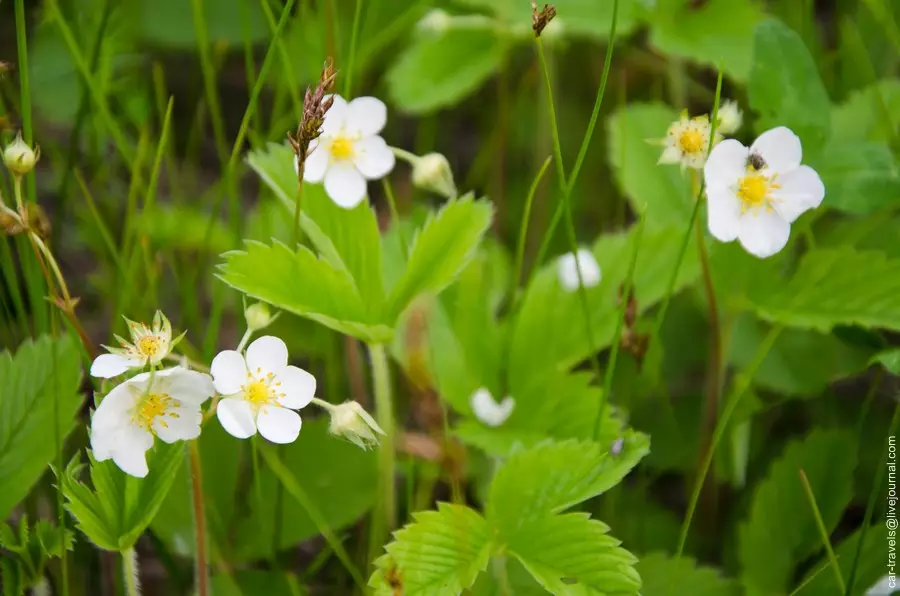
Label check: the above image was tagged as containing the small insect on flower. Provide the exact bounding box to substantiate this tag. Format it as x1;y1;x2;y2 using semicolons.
90;367;214;478
91;311;181;378
326;401;385;451
657;112;720;170
557;248;601;292
470;388;515;428
704;126;825;258
211;336;316;444
296;94;395;209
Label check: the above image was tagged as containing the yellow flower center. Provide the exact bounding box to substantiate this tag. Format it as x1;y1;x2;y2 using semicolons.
329;136;355;160
678;129;704;154
136;335;162;358
737;172;780;211
135;393;179;432
245;380;273;407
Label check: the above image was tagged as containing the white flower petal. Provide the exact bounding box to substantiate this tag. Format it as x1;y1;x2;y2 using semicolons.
274;366;316;409
771;165;825;223
110;426;153;478
557;248;601;292
302;139;329;182
750;127;802;174
91;424;130;461
738;210;791;258
658;145;681;165
345;97;388;136
154;402;203;443
321;95;348;136
210;350;247;395
257;406;302;444
157;368;215;405
90;353;138;378
246;336;288;376
91;382;140;434
706;186;742;242
324;163;367;209
704;139;748;190
470;388;514;427
217;398;257;439
352;136;395;180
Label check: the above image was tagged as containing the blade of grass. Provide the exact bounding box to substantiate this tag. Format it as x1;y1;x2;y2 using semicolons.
798;468;845;594
344;0;365;97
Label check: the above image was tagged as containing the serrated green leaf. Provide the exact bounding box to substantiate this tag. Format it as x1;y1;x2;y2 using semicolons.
387;28;506;114
387;195;493;322
509;512;640;596
739;429;857;595
636;553;740;596
793;524;888;596
817;214;900;259
811;142;900;214
0;558;24;596
607;103;692;230
370;503;492;595
0;335;83;521
749;19;831;149
747;248;900;332
487;435;649;536
649;0;762;80
831;79;900;144
217;240;392;343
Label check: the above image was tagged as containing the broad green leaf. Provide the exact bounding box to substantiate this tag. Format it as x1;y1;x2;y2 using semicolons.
747;248;900;332
873;348;900;374
597;489;683;556
0;335;83;521
247;143;386;308
649;0;762;81
135;0;268;47
469;557;547;595
811;142;900;214
386;195;493;322
749;19;831;149
817;214;900;259
607;103;692;230
509;224;701;387
831;79;900;143
508;513;641;596
636;553;740;596
61;442;185;551
487;435;650;537
217;240;392;343
793;524;888;596
370;503;492;595
387;28;506;114
738;429;856;596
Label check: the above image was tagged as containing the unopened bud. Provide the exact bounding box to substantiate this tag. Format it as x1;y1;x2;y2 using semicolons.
327;401;385;451
716;100;743;135
3;132;39;177
418;8;451;33
245;302;273;332
412;153;457;199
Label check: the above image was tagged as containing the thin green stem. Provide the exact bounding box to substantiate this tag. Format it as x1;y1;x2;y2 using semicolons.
49;310;68;596
390;146;419;165
367;342;395;560
344;0;365;97
189;442;209;596
293;172;305;246
236;328;253;353
510;156;552;300
14;0;35;205
799;469;845;593
122;548;140;596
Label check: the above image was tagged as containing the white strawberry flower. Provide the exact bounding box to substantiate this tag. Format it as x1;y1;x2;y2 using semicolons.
211;336;316;444
297;95;395;209
658;112;720;170
470;388;514;428
557;248;601;292
90;367;214;478
91;311;181;378
704;126;825;259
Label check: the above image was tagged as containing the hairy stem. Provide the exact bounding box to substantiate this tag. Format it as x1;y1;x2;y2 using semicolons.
122;548;140;596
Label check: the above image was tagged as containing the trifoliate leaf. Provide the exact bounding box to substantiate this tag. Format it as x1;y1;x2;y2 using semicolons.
0;335;83;521
792;524;887;596
386;194;493;322
738;429;856;596
369;503;493;595
636;552;740;596
508;513;641;596
486;435;649;537
607;103;693;230
747;248;900;332
649;0;762;80
749;19;831;150
387;28;506;114
811;142;900;214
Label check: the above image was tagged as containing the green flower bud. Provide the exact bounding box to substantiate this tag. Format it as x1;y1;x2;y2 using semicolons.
245;302;273;332
327;401;385;451
3;132;39;177
412;153;457;199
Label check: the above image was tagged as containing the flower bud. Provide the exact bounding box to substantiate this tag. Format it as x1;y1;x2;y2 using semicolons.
245;302;273;332
3;132;39;177
716;100;743;135
327;401;385;451
418;8;451;33
412;152;457;199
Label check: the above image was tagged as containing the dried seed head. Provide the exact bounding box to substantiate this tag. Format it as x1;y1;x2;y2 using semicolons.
288;58;338;181
0;62;11;78
24;203;51;239
532;1;557;37
0;209;24;236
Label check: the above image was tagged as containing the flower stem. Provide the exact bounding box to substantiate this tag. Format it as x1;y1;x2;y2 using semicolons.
293;163;305;246
343;0;364;98
798;469;846;593
236;328;253;353
389;146;419;165
188;442;209;596
367;342;395;560
122;548;140;596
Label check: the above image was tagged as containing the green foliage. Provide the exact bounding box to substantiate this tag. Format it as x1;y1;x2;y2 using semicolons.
134;0;268;47
830;79;900;143
873;348;900;374
738;429;857;595
812;142;900;214
0;334;83;521
793;524;888;595
135;204;233;253
59;444;185;551
635;553;740;596
749;19;831;149
0;517;74;596
747;248;900;332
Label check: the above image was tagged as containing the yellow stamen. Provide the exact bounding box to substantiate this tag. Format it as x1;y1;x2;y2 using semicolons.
135;393;178;431
245;380;273;407
678;129;704;154
737;172;780;212
136;335;161;358
329;136;355;160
